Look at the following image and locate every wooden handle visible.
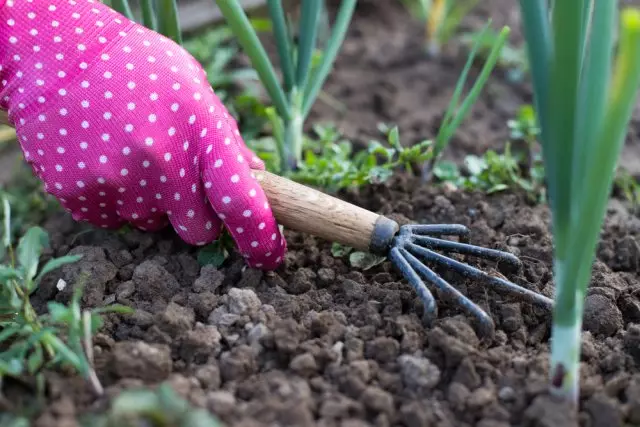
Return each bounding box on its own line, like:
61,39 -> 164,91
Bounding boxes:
254,169 -> 396,252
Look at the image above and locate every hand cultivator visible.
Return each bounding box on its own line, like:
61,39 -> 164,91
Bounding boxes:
255,169 -> 554,336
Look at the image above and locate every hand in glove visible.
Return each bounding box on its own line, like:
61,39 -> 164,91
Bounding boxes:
0,0 -> 286,269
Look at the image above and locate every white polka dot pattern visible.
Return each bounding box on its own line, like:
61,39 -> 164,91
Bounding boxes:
0,0 -> 286,270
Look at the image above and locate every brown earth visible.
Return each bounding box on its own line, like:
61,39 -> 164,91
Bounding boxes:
3,1 -> 640,427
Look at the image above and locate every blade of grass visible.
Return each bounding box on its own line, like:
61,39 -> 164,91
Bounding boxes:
302,0 -> 357,119
156,0 -> 182,44
295,0 -> 323,89
214,0 -> 290,121
141,0 -> 157,31
437,25 -> 510,152
110,0 -> 135,20
434,20 -> 491,151
267,0 -> 296,93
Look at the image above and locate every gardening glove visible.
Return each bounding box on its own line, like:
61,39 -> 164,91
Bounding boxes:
0,0 -> 287,270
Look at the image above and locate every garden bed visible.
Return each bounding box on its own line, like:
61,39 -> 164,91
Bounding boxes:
4,1 -> 640,426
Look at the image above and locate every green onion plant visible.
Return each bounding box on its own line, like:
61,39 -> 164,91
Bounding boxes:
518,0 -> 640,403
213,0 -> 357,173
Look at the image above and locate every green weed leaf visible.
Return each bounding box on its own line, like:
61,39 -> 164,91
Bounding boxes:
34,254 -> 83,285
0,265 -> 22,283
349,252 -> 386,270
47,302 -> 71,324
331,242 -> 353,257
17,226 -> 48,281
197,240 -> 229,268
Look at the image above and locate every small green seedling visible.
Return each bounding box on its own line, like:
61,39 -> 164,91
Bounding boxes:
331,243 -> 386,270
433,143 -> 546,202
400,0 -> 478,56
213,0 -> 357,173
0,198 -> 131,397
86,383 -> 222,427
614,168 -> 640,210
507,104 -> 540,146
421,21 -> 509,181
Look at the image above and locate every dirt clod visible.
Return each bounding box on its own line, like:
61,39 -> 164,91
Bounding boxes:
227,287 -> 261,315
399,354 -> 441,392
110,341 -> 172,382
584,294 -> 623,337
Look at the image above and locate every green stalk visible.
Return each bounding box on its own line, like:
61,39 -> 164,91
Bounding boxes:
141,0 -> 157,31
215,0 -> 290,121
551,8 -> 640,401
518,0 -> 554,203
422,23 -> 508,180
110,0 -> 135,20
156,0 -> 182,45
573,0 -> 616,205
302,0 -> 357,119
546,0 -> 586,278
284,89 -> 305,170
214,0 -> 290,122
579,0 -> 595,69
436,21 -> 487,145
265,107 -> 287,172
267,0 -> 296,93
296,1 -> 322,90
437,25 -> 509,152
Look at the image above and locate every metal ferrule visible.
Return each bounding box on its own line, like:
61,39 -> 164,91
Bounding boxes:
369,216 -> 400,255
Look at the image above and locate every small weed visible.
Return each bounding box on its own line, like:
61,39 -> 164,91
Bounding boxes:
433,142 -> 546,202
614,168 -> 640,210
507,104 -> 539,145
82,383 -> 222,427
0,198 -> 132,409
249,122 -> 433,192
330,243 -> 386,270
197,231 -> 235,268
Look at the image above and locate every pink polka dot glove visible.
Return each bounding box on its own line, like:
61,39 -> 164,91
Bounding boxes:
0,0 -> 287,270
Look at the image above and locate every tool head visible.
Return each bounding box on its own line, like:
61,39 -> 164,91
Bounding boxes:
371,218 -> 554,338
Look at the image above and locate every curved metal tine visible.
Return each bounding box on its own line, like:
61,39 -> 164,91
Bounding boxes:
406,243 -> 553,309
407,224 -> 470,240
389,247 -> 437,322
411,235 -> 521,267
400,248 -> 495,337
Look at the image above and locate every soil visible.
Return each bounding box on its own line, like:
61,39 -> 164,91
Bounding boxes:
4,1 -> 640,427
